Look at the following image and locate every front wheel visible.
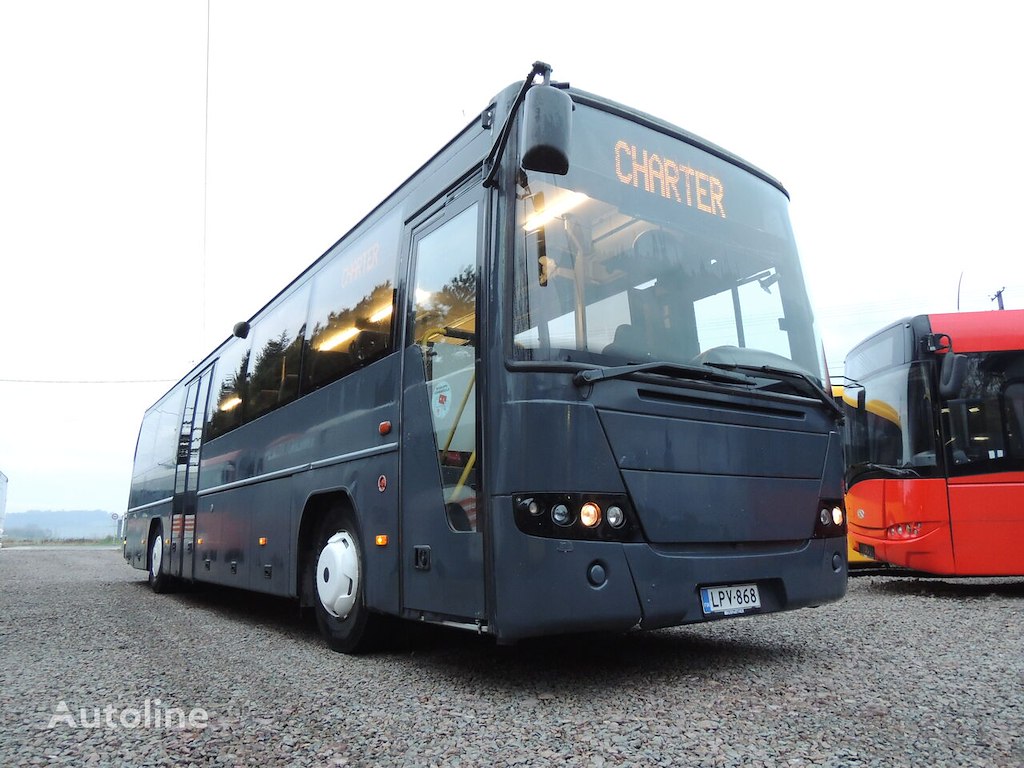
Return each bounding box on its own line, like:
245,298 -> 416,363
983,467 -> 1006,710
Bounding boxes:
310,507 -> 381,653
148,523 -> 171,593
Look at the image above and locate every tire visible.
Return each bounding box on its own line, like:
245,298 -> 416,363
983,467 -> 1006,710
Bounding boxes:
310,506 -> 381,653
148,522 -> 171,594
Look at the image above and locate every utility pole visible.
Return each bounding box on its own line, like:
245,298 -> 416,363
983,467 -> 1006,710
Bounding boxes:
990,287 -> 1006,310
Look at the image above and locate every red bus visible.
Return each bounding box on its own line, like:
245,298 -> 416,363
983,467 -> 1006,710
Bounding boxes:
842,310 -> 1024,575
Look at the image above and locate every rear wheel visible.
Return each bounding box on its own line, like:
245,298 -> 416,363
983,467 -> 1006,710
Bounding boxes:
148,523 -> 171,593
310,506 -> 381,653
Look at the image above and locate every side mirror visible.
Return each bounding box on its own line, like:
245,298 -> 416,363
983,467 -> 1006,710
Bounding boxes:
939,352 -> 968,398
232,321 -> 250,339
520,84 -> 572,175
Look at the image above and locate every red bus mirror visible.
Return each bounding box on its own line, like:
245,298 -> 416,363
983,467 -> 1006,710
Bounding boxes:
939,352 -> 968,398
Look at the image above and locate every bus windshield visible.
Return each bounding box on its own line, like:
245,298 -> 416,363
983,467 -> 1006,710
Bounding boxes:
512,102 -> 824,381
841,361 -> 939,478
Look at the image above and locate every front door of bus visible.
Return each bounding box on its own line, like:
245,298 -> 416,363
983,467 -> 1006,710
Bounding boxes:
400,195 -> 485,621
170,366 -> 212,580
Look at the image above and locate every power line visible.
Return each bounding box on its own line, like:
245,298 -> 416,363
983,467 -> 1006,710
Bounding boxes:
201,0 -> 211,342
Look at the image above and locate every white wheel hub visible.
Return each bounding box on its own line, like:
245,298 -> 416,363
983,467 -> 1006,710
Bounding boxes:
150,533 -> 163,578
316,531 -> 359,619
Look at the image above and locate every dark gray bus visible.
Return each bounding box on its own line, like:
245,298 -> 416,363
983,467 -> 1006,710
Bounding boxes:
124,63 -> 847,652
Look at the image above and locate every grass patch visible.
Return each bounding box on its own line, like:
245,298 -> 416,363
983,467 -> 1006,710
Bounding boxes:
1,536 -> 121,547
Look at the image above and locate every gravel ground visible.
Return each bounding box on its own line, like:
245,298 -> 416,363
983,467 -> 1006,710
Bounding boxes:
0,547 -> 1021,768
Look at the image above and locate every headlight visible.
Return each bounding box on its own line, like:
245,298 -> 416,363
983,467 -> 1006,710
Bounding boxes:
512,493 -> 638,541
551,504 -> 572,526
812,498 -> 846,538
580,502 -> 601,528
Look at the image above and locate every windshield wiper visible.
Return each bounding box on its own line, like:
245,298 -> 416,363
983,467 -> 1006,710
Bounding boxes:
848,462 -> 921,481
573,361 -> 755,387
705,362 -> 843,419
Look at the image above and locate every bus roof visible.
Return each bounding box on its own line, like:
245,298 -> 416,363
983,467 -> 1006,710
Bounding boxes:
928,309 -> 1024,353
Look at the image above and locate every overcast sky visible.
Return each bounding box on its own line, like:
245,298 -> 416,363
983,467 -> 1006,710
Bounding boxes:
1,1 -> 1021,517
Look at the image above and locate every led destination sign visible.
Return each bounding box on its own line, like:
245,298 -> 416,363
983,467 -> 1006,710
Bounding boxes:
614,140 -> 726,219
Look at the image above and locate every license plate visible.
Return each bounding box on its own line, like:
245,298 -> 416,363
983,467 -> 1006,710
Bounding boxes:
700,583 -> 761,616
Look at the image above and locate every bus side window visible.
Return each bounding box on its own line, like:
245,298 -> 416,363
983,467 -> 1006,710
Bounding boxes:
244,285 -> 310,421
410,204 -> 479,532
304,216 -> 399,393
129,388 -> 186,508
207,340 -> 250,441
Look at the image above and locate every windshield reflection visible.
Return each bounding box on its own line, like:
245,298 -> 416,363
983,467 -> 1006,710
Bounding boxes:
512,180 -> 822,378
